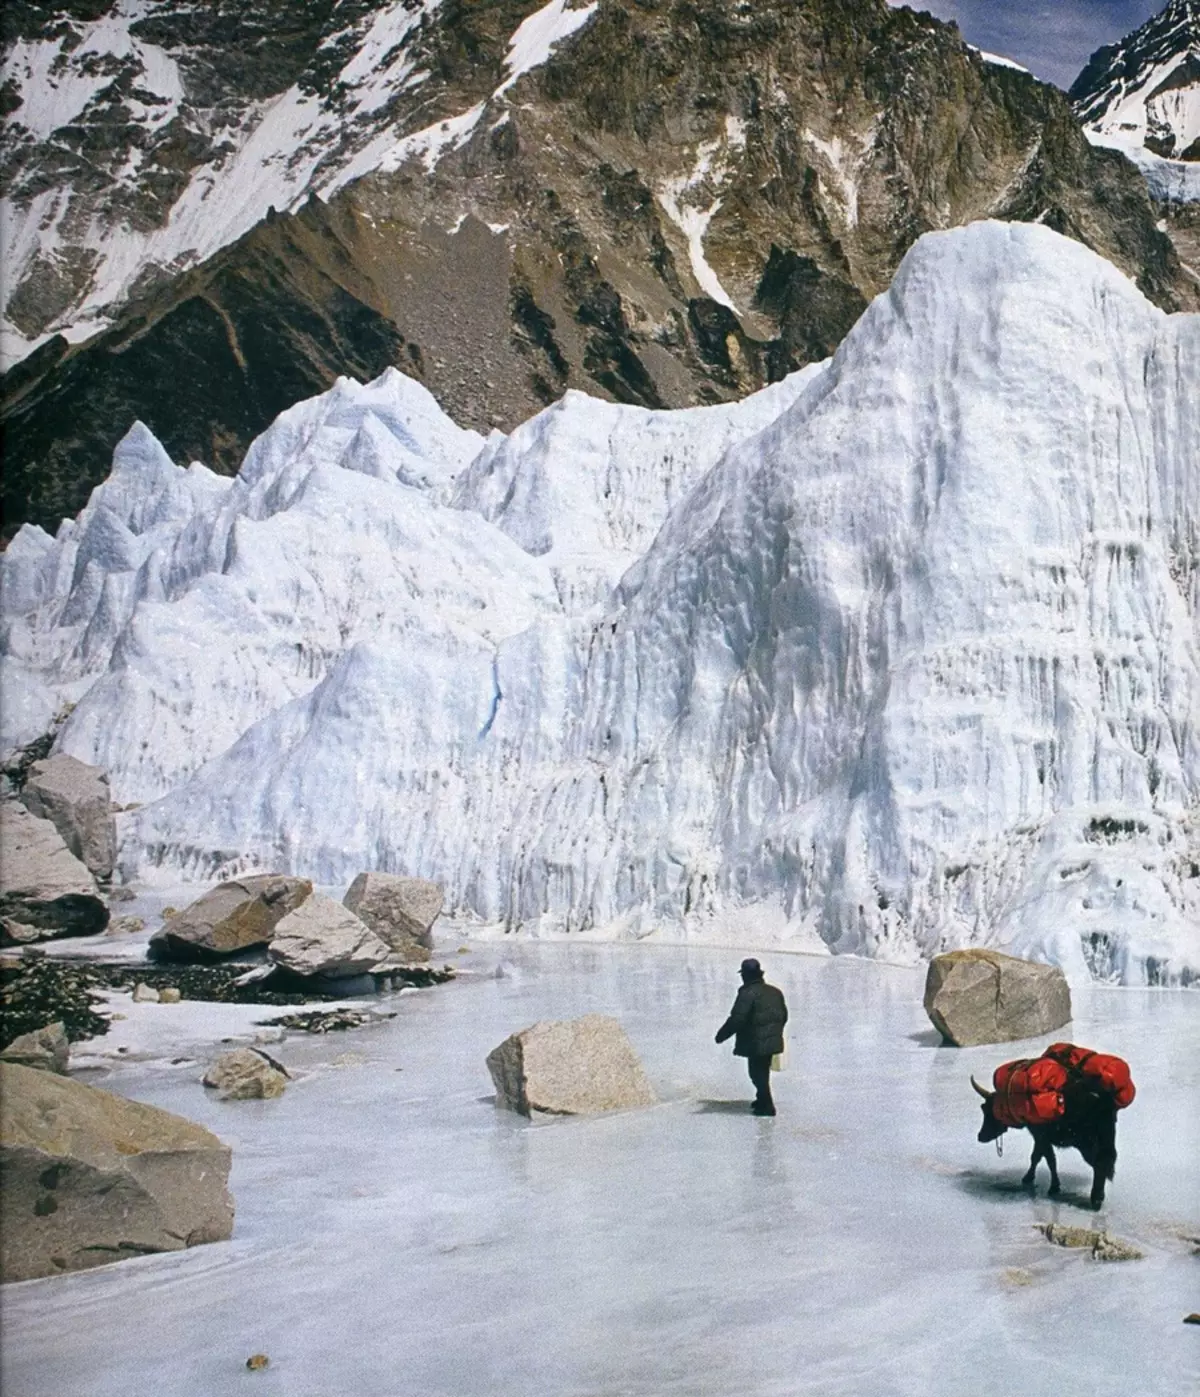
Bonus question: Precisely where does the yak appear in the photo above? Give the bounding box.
[971,1074,1119,1210]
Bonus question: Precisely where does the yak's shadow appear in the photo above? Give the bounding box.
[953,1169,1098,1211]
[694,1098,753,1114]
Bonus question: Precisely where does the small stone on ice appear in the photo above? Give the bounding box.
[246,1353,269,1370]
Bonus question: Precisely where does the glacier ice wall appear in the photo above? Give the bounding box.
[2,221,1197,984]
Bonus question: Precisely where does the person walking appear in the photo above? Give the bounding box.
[715,958,788,1115]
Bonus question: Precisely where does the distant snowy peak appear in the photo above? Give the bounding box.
[1072,0,1200,166]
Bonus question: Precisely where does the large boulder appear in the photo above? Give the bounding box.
[924,949,1072,1047]
[487,1015,657,1117]
[0,803,108,942]
[202,1048,289,1100]
[148,875,312,962]
[20,754,116,882]
[267,893,390,979]
[0,1022,69,1074]
[342,873,442,961]
[0,1062,234,1282]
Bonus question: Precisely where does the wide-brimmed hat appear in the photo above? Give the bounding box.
[739,958,763,979]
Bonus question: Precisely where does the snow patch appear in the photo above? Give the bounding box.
[497,0,600,97]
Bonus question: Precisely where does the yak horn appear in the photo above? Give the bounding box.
[970,1075,991,1100]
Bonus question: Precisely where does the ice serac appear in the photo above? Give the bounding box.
[3,222,1199,987]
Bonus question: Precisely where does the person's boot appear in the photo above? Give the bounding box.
[752,1099,776,1116]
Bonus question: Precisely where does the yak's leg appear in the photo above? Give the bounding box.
[1045,1144,1061,1197]
[1021,1139,1043,1189]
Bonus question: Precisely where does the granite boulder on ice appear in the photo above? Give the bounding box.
[149,875,313,962]
[487,1015,657,1117]
[0,1021,69,1074]
[0,803,108,942]
[203,1048,289,1100]
[923,949,1072,1046]
[0,1062,234,1282]
[19,754,116,881]
[342,872,442,961]
[267,893,390,979]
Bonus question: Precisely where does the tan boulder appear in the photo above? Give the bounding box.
[924,949,1071,1046]
[0,1062,233,1282]
[148,875,312,962]
[487,1014,657,1117]
[202,1048,288,1100]
[342,873,442,961]
[267,893,389,979]
[0,1022,69,1074]
[0,803,108,942]
[20,754,117,881]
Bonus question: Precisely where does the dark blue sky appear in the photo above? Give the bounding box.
[889,1,1166,88]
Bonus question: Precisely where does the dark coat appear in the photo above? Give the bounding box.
[715,980,788,1058]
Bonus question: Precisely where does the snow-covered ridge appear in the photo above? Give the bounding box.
[1072,0,1200,202]
[3,222,1198,987]
[0,0,604,367]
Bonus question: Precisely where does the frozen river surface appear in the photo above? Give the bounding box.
[2,943,1198,1397]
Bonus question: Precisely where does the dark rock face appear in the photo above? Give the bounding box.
[4,0,1195,537]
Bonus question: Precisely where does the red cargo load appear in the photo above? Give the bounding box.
[991,1056,1068,1128]
[1043,1042,1136,1109]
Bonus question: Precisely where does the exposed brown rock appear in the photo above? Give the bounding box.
[343,873,442,961]
[487,1014,657,1116]
[0,1062,234,1282]
[148,875,312,962]
[924,949,1072,1047]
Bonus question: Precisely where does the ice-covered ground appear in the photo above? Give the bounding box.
[1,943,1197,1397]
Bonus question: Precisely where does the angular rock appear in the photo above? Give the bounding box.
[0,1022,69,1074]
[107,914,145,936]
[148,875,312,962]
[202,1048,288,1100]
[487,1014,657,1117]
[0,803,108,941]
[132,983,159,1003]
[158,988,181,1004]
[924,949,1072,1047]
[0,1062,234,1282]
[267,894,389,979]
[1039,1223,1143,1261]
[20,754,117,881]
[343,873,442,962]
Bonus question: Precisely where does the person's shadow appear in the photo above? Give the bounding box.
[694,1098,752,1114]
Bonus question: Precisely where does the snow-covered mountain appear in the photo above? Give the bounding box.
[5,0,1194,545]
[1072,0,1200,203]
[4,221,1198,986]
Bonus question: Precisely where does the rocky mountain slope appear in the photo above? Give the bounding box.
[4,0,1197,537]
[4,222,1198,985]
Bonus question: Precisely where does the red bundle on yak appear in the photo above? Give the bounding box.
[1043,1043,1136,1109]
[991,1056,1068,1129]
